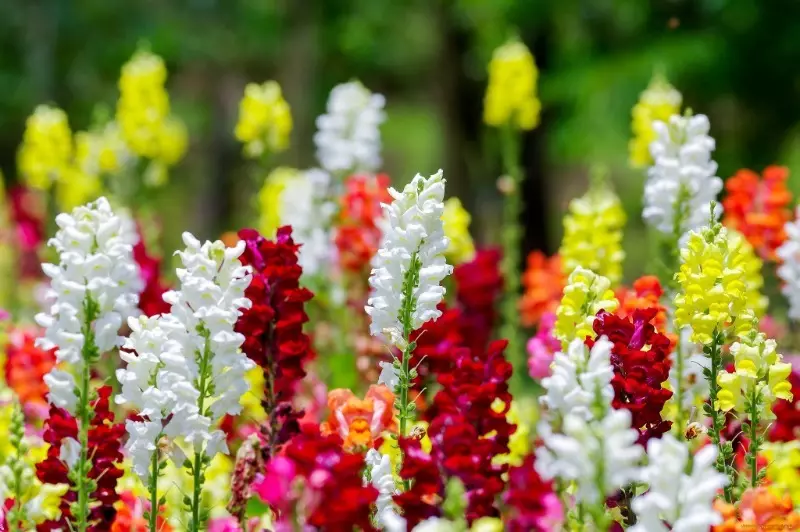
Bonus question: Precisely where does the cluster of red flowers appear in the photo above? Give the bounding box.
[453,248,503,352]
[519,251,564,328]
[132,235,170,317]
[36,386,125,531]
[410,305,464,381]
[616,276,675,350]
[235,227,315,455]
[394,436,443,528]
[335,173,392,274]
[770,368,800,442]
[504,455,561,532]
[590,309,673,445]
[4,327,55,408]
[425,340,515,523]
[281,425,377,531]
[723,165,792,261]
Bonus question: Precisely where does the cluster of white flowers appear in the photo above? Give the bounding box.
[541,336,614,420]
[631,435,726,532]
[366,170,452,347]
[643,114,722,236]
[314,81,386,175]
[279,168,337,276]
[536,408,643,505]
[777,206,800,320]
[36,197,142,413]
[366,450,404,532]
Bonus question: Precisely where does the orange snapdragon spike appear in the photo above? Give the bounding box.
[713,487,800,531]
[616,275,676,348]
[5,327,56,406]
[723,166,792,261]
[520,251,565,328]
[322,384,397,450]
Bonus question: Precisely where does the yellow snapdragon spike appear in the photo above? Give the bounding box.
[483,40,541,130]
[554,267,618,346]
[235,81,292,158]
[629,74,682,168]
[442,197,476,265]
[240,366,267,421]
[559,184,626,285]
[674,224,746,345]
[158,116,189,166]
[763,441,800,506]
[258,166,300,237]
[117,50,170,159]
[55,167,102,211]
[716,372,743,412]
[728,230,768,318]
[17,105,73,191]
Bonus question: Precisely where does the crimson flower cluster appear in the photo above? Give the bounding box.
[393,437,443,529]
[770,368,800,442]
[409,305,464,380]
[132,235,170,317]
[504,455,560,532]
[36,386,125,531]
[281,425,377,531]
[589,309,673,445]
[235,227,315,455]
[452,248,503,352]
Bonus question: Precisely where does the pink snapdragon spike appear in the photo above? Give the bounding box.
[252,456,297,508]
[527,312,560,379]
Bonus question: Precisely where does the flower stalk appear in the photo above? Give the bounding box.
[704,329,735,503]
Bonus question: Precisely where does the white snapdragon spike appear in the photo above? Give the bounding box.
[314,81,386,174]
[541,336,614,420]
[160,232,254,456]
[536,408,643,505]
[366,169,452,347]
[643,114,722,236]
[366,450,404,531]
[777,207,800,319]
[630,435,726,532]
[36,196,142,413]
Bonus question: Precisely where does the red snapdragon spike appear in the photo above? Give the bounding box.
[770,369,800,442]
[409,305,464,381]
[336,173,392,274]
[504,454,562,532]
[393,437,443,529]
[236,227,315,456]
[36,386,124,531]
[589,310,673,445]
[453,249,503,352]
[132,234,171,317]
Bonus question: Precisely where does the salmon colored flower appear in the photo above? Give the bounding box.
[723,166,792,261]
[4,327,55,407]
[616,276,675,349]
[321,385,397,450]
[713,487,800,531]
[336,173,392,274]
[519,251,564,328]
[110,492,172,532]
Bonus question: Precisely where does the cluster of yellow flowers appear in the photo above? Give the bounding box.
[629,74,682,168]
[762,441,800,506]
[442,197,476,265]
[235,81,292,158]
[559,184,626,285]
[716,321,792,418]
[674,223,750,345]
[17,105,73,191]
[258,166,300,237]
[483,40,541,131]
[554,267,618,345]
[116,50,187,184]
[728,229,768,318]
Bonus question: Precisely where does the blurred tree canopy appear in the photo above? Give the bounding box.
[2,0,800,279]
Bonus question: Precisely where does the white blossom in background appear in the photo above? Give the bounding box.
[541,336,614,421]
[366,450,404,531]
[36,197,142,413]
[536,408,643,505]
[365,170,452,347]
[314,81,386,174]
[777,207,800,319]
[669,329,710,410]
[643,114,722,236]
[158,232,254,457]
[630,435,726,532]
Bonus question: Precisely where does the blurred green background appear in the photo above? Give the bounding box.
[2,0,800,281]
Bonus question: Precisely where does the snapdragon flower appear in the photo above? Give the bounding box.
[541,336,614,421]
[643,114,722,236]
[483,40,541,130]
[631,435,727,532]
[776,206,800,319]
[629,75,682,168]
[442,197,476,265]
[314,81,385,174]
[553,267,618,346]
[37,197,142,413]
[18,105,73,191]
[235,80,292,157]
[366,450,403,531]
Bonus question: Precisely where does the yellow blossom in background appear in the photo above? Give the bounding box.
[240,366,267,422]
[674,223,747,345]
[728,229,768,318]
[442,197,476,265]
[55,167,102,212]
[554,267,618,346]
[492,399,536,467]
[235,81,292,158]
[258,166,300,237]
[629,74,682,168]
[559,182,626,285]
[471,517,503,532]
[483,40,541,130]
[763,441,800,506]
[157,116,188,166]
[17,105,73,191]
[74,123,131,178]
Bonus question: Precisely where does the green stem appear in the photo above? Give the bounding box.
[148,437,161,532]
[74,297,99,532]
[674,337,686,436]
[706,332,735,503]
[189,331,213,532]
[747,385,761,488]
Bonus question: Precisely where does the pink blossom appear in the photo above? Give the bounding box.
[527,312,560,379]
[252,456,297,508]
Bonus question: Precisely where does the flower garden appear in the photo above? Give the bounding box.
[1,34,800,532]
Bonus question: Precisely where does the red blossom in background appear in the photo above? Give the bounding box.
[132,235,170,317]
[393,437,443,529]
[4,327,55,408]
[235,227,315,457]
[409,305,464,381]
[504,455,563,532]
[36,386,125,531]
[589,309,673,445]
[453,248,503,352]
[770,368,800,442]
[519,251,564,329]
[335,173,392,274]
[8,185,45,279]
